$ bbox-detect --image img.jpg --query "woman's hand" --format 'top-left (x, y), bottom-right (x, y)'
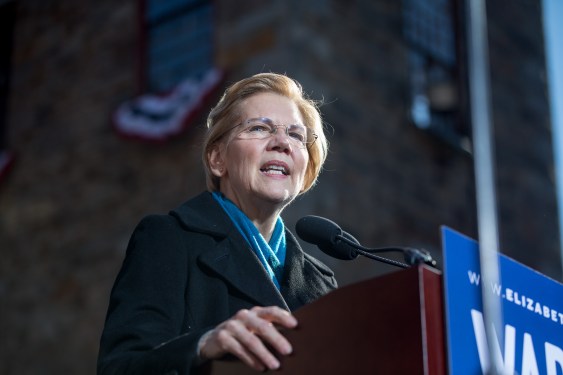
top-left (197, 306), bottom-right (298, 371)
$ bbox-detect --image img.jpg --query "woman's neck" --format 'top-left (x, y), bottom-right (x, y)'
top-left (250, 216), bottom-right (278, 242)
top-left (218, 190), bottom-right (285, 241)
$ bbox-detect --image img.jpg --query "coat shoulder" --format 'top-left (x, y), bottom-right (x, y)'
top-left (303, 252), bottom-right (335, 277)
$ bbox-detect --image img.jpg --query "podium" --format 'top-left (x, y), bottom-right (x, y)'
top-left (203, 265), bottom-right (446, 374)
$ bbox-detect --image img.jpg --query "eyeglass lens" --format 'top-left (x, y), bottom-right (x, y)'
top-left (240, 118), bottom-right (312, 146)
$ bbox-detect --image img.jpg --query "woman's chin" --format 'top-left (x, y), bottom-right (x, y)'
top-left (257, 190), bottom-right (296, 207)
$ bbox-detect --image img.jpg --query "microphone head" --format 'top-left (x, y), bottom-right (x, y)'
top-left (296, 215), bottom-right (359, 260)
top-left (295, 215), bottom-right (341, 247)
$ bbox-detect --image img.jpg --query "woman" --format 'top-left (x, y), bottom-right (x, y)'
top-left (98, 73), bottom-right (337, 374)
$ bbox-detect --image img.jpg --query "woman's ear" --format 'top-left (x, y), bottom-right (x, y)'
top-left (208, 144), bottom-right (226, 177)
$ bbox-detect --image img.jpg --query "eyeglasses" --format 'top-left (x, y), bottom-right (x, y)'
top-left (233, 117), bottom-right (318, 149)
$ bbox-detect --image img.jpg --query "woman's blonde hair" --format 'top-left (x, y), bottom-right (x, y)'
top-left (202, 72), bottom-right (328, 194)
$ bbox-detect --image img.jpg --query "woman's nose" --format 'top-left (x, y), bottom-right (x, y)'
top-left (269, 127), bottom-right (291, 152)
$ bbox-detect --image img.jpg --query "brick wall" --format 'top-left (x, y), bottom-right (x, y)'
top-left (487, 0), bottom-right (560, 277)
top-left (0, 0), bottom-right (559, 373)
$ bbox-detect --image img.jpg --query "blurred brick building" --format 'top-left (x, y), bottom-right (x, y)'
top-left (0, 0), bottom-right (560, 373)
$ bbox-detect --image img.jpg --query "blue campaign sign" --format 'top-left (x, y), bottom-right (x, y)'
top-left (442, 226), bottom-right (563, 375)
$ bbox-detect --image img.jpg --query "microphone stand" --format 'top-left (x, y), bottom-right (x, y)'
top-left (336, 234), bottom-right (436, 269)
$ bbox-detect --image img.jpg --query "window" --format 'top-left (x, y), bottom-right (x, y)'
top-left (403, 0), bottom-right (470, 153)
top-left (113, 0), bottom-right (221, 141)
top-left (140, 0), bottom-right (214, 92)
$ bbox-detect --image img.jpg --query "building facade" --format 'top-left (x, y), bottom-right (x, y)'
top-left (0, 0), bottom-right (559, 373)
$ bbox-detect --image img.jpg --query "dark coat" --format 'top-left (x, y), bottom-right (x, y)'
top-left (97, 192), bottom-right (337, 374)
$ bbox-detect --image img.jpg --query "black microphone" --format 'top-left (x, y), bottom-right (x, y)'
top-left (295, 215), bottom-right (359, 260)
top-left (296, 215), bottom-right (437, 268)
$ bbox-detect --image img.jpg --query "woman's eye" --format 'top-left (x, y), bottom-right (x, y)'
top-left (289, 132), bottom-right (305, 142)
top-left (248, 124), bottom-right (269, 132)
top-left (288, 126), bottom-right (307, 142)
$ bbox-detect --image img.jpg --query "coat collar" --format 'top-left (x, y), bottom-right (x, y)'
top-left (170, 192), bottom-right (335, 311)
top-left (170, 192), bottom-right (290, 310)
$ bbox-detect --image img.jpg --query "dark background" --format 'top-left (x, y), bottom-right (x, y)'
top-left (0, 0), bottom-right (560, 373)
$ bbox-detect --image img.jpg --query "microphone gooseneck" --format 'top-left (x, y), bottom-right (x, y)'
top-left (334, 234), bottom-right (409, 268)
top-left (296, 215), bottom-right (437, 269)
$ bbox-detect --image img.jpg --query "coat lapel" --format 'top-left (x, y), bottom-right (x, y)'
top-left (171, 192), bottom-right (335, 312)
top-left (197, 235), bottom-right (290, 310)
top-left (280, 230), bottom-right (314, 310)
top-left (172, 192), bottom-right (289, 310)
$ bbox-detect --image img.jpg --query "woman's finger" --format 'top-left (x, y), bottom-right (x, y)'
top-left (229, 321), bottom-right (281, 370)
top-left (215, 329), bottom-right (268, 371)
top-left (251, 306), bottom-right (298, 328)
top-left (231, 307), bottom-right (295, 359)
top-left (199, 315), bottom-right (282, 370)
top-left (198, 307), bottom-right (298, 370)
top-left (242, 313), bottom-right (293, 356)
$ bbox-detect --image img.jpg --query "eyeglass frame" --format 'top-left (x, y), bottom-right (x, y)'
top-left (227, 117), bottom-right (318, 149)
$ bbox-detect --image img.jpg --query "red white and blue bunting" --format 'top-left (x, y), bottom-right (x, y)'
top-left (113, 68), bottom-right (223, 142)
